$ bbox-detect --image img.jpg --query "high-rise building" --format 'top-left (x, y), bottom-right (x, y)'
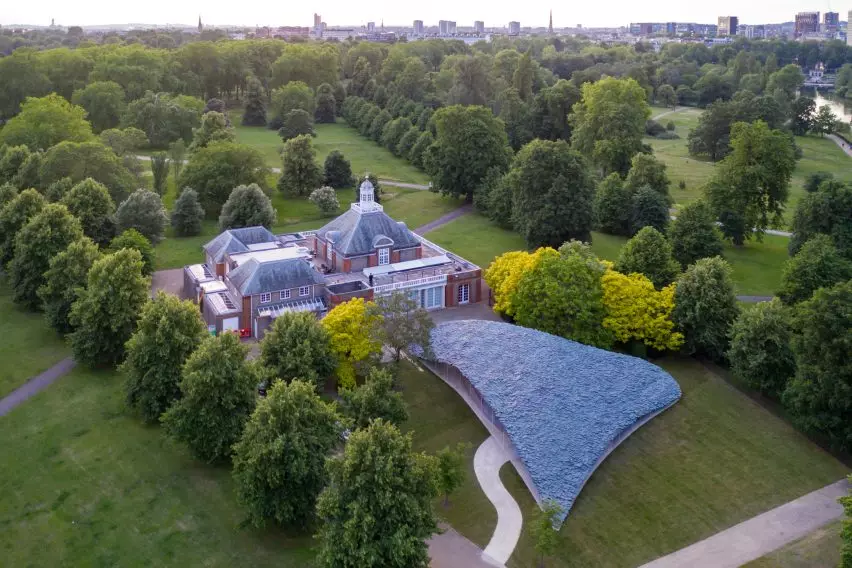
top-left (413, 20), bottom-right (424, 35)
top-left (474, 20), bottom-right (485, 33)
top-left (848, 10), bottom-right (852, 46)
top-left (367, 21), bottom-right (375, 32)
top-left (314, 13), bottom-right (322, 28)
top-left (439, 20), bottom-right (457, 35)
top-left (717, 16), bottom-right (738, 36)
top-left (508, 21), bottom-right (521, 35)
top-left (823, 12), bottom-right (839, 32)
top-left (795, 12), bottom-right (819, 37)
top-left (744, 25), bottom-right (765, 39)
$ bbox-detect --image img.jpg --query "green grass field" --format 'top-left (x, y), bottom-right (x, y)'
top-left (743, 520), bottom-right (843, 568)
top-left (498, 357), bottom-right (849, 568)
top-left (0, 280), bottom-right (69, 398)
top-left (428, 213), bottom-right (790, 296)
top-left (227, 110), bottom-right (429, 185)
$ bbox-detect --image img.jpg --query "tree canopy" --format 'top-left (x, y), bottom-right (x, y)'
top-left (0, 94), bottom-right (94, 151)
top-left (259, 311), bottom-right (336, 389)
top-left (178, 141), bottom-right (269, 214)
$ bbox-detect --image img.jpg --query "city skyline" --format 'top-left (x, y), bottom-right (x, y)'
top-left (2, 1), bottom-right (849, 28)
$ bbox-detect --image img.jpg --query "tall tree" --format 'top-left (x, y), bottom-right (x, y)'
top-left (38, 237), bottom-right (101, 334)
top-left (789, 96), bottom-right (815, 136)
top-left (322, 298), bottom-right (384, 390)
top-left (121, 292), bottom-right (207, 423)
top-left (121, 91), bottom-right (203, 149)
top-left (496, 87), bottom-right (534, 151)
top-left (323, 150), bottom-right (353, 189)
top-left (672, 256), bottom-right (739, 361)
top-left (340, 367), bottom-right (408, 429)
top-left (277, 109), bottom-right (315, 141)
top-left (705, 121), bottom-right (795, 241)
top-left (218, 183), bottom-right (277, 230)
top-left (10, 204), bottom-right (83, 309)
top-left (189, 111), bottom-right (235, 151)
top-left (233, 379), bottom-right (343, 527)
top-left (424, 105), bottom-right (512, 202)
top-left (259, 311), bottom-right (336, 389)
top-left (170, 187), bottom-right (205, 237)
top-left (594, 173), bottom-right (632, 236)
top-left (615, 227), bottom-right (681, 289)
top-left (777, 235), bottom-right (852, 305)
top-left (162, 333), bottom-right (258, 463)
top-left (0, 188), bottom-right (45, 268)
top-left (69, 249), bottom-right (150, 368)
top-left (630, 186), bottom-right (670, 235)
top-left (269, 81), bottom-right (316, 128)
top-left (241, 75), bottom-right (268, 127)
top-left (316, 419), bottom-right (438, 568)
top-left (277, 134), bottom-right (323, 196)
top-left (530, 501), bottom-right (564, 568)
top-left (512, 51), bottom-right (535, 102)
top-left (668, 200), bottom-right (725, 268)
top-left (39, 141), bottom-right (136, 204)
top-left (61, 178), bottom-right (116, 246)
top-left (179, 142), bottom-right (269, 214)
top-left (0, 94), bottom-right (94, 151)
top-left (570, 77), bottom-right (651, 175)
top-left (624, 153), bottom-right (671, 197)
top-left (372, 292), bottom-right (434, 362)
top-left (789, 180), bottom-right (852, 259)
top-left (110, 229), bottom-right (155, 276)
top-left (71, 81), bottom-right (126, 133)
top-left (434, 442), bottom-right (470, 507)
top-left (115, 188), bottom-right (168, 244)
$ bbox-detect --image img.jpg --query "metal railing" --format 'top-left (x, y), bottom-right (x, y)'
top-left (373, 274), bottom-right (447, 294)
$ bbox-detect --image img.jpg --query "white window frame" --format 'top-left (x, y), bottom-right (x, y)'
top-left (260, 292), bottom-right (272, 303)
top-left (299, 286), bottom-right (311, 297)
top-left (457, 283), bottom-right (470, 305)
top-left (279, 289), bottom-right (290, 301)
top-left (378, 247), bottom-right (390, 266)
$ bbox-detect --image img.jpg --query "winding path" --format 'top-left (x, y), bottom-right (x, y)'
top-left (475, 436), bottom-right (523, 566)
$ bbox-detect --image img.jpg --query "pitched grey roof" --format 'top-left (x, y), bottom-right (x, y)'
top-left (227, 257), bottom-right (324, 296)
top-left (316, 209), bottom-right (420, 256)
top-left (203, 226), bottom-right (277, 263)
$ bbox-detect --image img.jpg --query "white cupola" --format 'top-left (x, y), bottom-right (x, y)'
top-left (352, 176), bottom-right (383, 213)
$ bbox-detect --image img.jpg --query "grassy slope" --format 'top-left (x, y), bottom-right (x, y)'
top-left (0, 281), bottom-right (69, 398)
top-left (429, 213), bottom-right (789, 296)
top-left (498, 357), bottom-right (849, 568)
top-left (0, 359), bottom-right (493, 563)
top-left (743, 520), bottom-right (842, 568)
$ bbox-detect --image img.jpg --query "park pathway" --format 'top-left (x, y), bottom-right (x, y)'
top-left (414, 204), bottom-right (473, 235)
top-left (475, 436), bottom-right (523, 566)
top-left (639, 478), bottom-right (850, 568)
top-left (0, 357), bottom-right (76, 417)
top-left (652, 107), bottom-right (683, 121)
top-left (827, 134), bottom-right (852, 158)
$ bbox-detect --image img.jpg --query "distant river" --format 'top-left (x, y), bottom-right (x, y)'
top-left (812, 91), bottom-right (852, 124)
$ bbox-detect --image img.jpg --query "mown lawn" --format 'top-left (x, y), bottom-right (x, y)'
top-left (0, 280), bottom-right (69, 398)
top-left (429, 213), bottom-right (790, 296)
top-left (743, 520), bottom-right (843, 568)
top-left (498, 357), bottom-right (849, 568)
top-left (0, 357), bottom-right (493, 564)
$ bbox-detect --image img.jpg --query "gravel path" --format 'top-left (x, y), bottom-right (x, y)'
top-left (0, 357), bottom-right (76, 417)
top-left (639, 478), bottom-right (850, 568)
top-left (414, 204), bottom-right (473, 235)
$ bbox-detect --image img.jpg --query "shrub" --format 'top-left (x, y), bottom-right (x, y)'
top-left (728, 299), bottom-right (795, 398)
top-left (309, 186), bottom-right (340, 216)
top-left (666, 120), bottom-right (676, 131)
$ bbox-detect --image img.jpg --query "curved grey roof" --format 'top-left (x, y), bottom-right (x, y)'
top-left (228, 257), bottom-right (324, 296)
top-left (426, 320), bottom-right (681, 523)
top-left (203, 226), bottom-right (276, 263)
top-left (316, 208), bottom-right (420, 257)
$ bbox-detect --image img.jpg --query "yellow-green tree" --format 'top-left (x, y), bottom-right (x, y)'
top-left (601, 268), bottom-right (684, 352)
top-left (484, 248), bottom-right (557, 318)
top-left (321, 298), bottom-right (383, 389)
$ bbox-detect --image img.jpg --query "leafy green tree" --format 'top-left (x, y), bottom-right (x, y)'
top-left (10, 203), bottom-right (83, 309)
top-left (0, 188), bottom-right (45, 267)
top-left (179, 142), bottom-right (269, 214)
top-left (323, 150), bottom-right (353, 189)
top-left (767, 64), bottom-right (805, 99)
top-left (368, 110), bottom-right (392, 143)
top-left (259, 311), bottom-right (336, 388)
top-left (512, 51), bottom-right (535, 102)
top-left (777, 235), bottom-right (852, 305)
top-left (668, 200), bottom-right (725, 268)
top-left (505, 139), bottom-right (596, 248)
top-left (783, 280), bottom-right (852, 451)
top-left (241, 75), bottom-right (268, 127)
top-left (531, 79), bottom-right (580, 142)
top-left (803, 171), bottom-right (833, 193)
top-left (570, 77), bottom-right (650, 175)
top-left (11, 151), bottom-right (42, 192)
top-left (69, 248), bottom-right (149, 368)
top-left (269, 81), bottom-right (316, 128)
top-left (424, 105), bottom-right (512, 202)
top-left (706, 121), bottom-right (795, 241)
top-left (373, 292), bottom-right (435, 362)
top-left (811, 105), bottom-right (837, 136)
top-left (45, 177), bottom-right (73, 202)
top-left (530, 500), bottom-right (563, 568)
top-left (110, 229), bottom-right (155, 276)
top-left (514, 250), bottom-right (612, 348)
top-left (687, 100), bottom-right (736, 161)
top-left (162, 333), bottom-right (259, 463)
top-left (169, 139), bottom-right (186, 180)
top-left (121, 91), bottom-right (204, 148)
top-left (60, 178), bottom-right (115, 246)
top-left (233, 379), bottom-right (343, 527)
top-left (0, 50), bottom-right (52, 120)
top-left (38, 237), bottom-right (101, 334)
top-left (497, 87), bottom-right (534, 151)
top-left (789, 96), bottom-right (815, 136)
top-left (357, 104), bottom-right (380, 136)
top-left (309, 186), bottom-right (340, 216)
top-left (39, 141), bottom-right (136, 204)
top-left (435, 442), bottom-right (470, 507)
top-left (382, 117), bottom-right (413, 155)
top-left (630, 186), bottom-right (670, 235)
top-left (271, 43), bottom-right (339, 90)
top-left (594, 173), bottom-right (632, 237)
top-left (672, 256), bottom-right (739, 361)
top-left (0, 145), bottom-right (32, 185)
top-left (615, 227), bottom-right (681, 289)
top-left (315, 90), bottom-right (336, 124)
top-left (170, 187), bottom-right (205, 237)
top-left (408, 131), bottom-right (434, 169)
top-left (115, 189), bottom-right (168, 244)
top-left (277, 109), bottom-right (315, 141)
top-left (396, 127), bottom-right (421, 161)
top-left (348, 57), bottom-right (374, 98)
top-left (218, 183), bottom-right (277, 230)
top-left (316, 419), bottom-right (438, 568)
top-left (0, 183), bottom-right (17, 208)
top-left (789, 180), bottom-right (852, 259)
top-left (340, 367), bottom-right (408, 429)
top-left (657, 84), bottom-right (677, 108)
top-left (277, 134), bottom-right (323, 196)
top-left (99, 127), bottom-right (149, 157)
top-left (624, 153), bottom-right (670, 197)
top-left (121, 292), bottom-right (207, 423)
top-left (150, 152), bottom-right (169, 195)
top-left (0, 94), bottom-right (94, 151)
top-left (728, 299), bottom-right (795, 398)
top-left (72, 81), bottom-right (126, 133)
top-left (189, 111), bottom-right (235, 151)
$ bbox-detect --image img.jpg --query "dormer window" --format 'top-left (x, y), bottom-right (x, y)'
top-left (378, 248), bottom-right (390, 266)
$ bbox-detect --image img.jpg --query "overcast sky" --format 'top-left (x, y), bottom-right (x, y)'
top-left (1, 1), bottom-right (844, 28)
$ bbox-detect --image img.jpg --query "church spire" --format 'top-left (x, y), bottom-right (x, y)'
top-left (548, 10), bottom-right (553, 34)
top-left (198, 15), bottom-right (203, 32)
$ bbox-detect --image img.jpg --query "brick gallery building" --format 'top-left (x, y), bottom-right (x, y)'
top-left (183, 179), bottom-right (483, 338)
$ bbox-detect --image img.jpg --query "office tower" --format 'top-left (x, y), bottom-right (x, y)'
top-left (314, 13), bottom-right (322, 28)
top-left (474, 20), bottom-right (485, 33)
top-left (367, 21), bottom-right (375, 32)
top-left (413, 20), bottom-right (424, 35)
top-left (848, 10), bottom-right (852, 46)
top-left (823, 12), bottom-right (839, 32)
top-left (508, 21), bottom-right (521, 35)
top-left (795, 12), bottom-right (819, 37)
top-left (717, 16), bottom-right (738, 36)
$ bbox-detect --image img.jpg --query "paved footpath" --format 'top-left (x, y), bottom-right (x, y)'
top-left (414, 204), bottom-right (473, 235)
top-left (640, 478), bottom-right (850, 568)
top-left (476, 436), bottom-right (523, 566)
top-left (0, 357), bottom-right (76, 417)
top-left (828, 134), bottom-right (852, 158)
